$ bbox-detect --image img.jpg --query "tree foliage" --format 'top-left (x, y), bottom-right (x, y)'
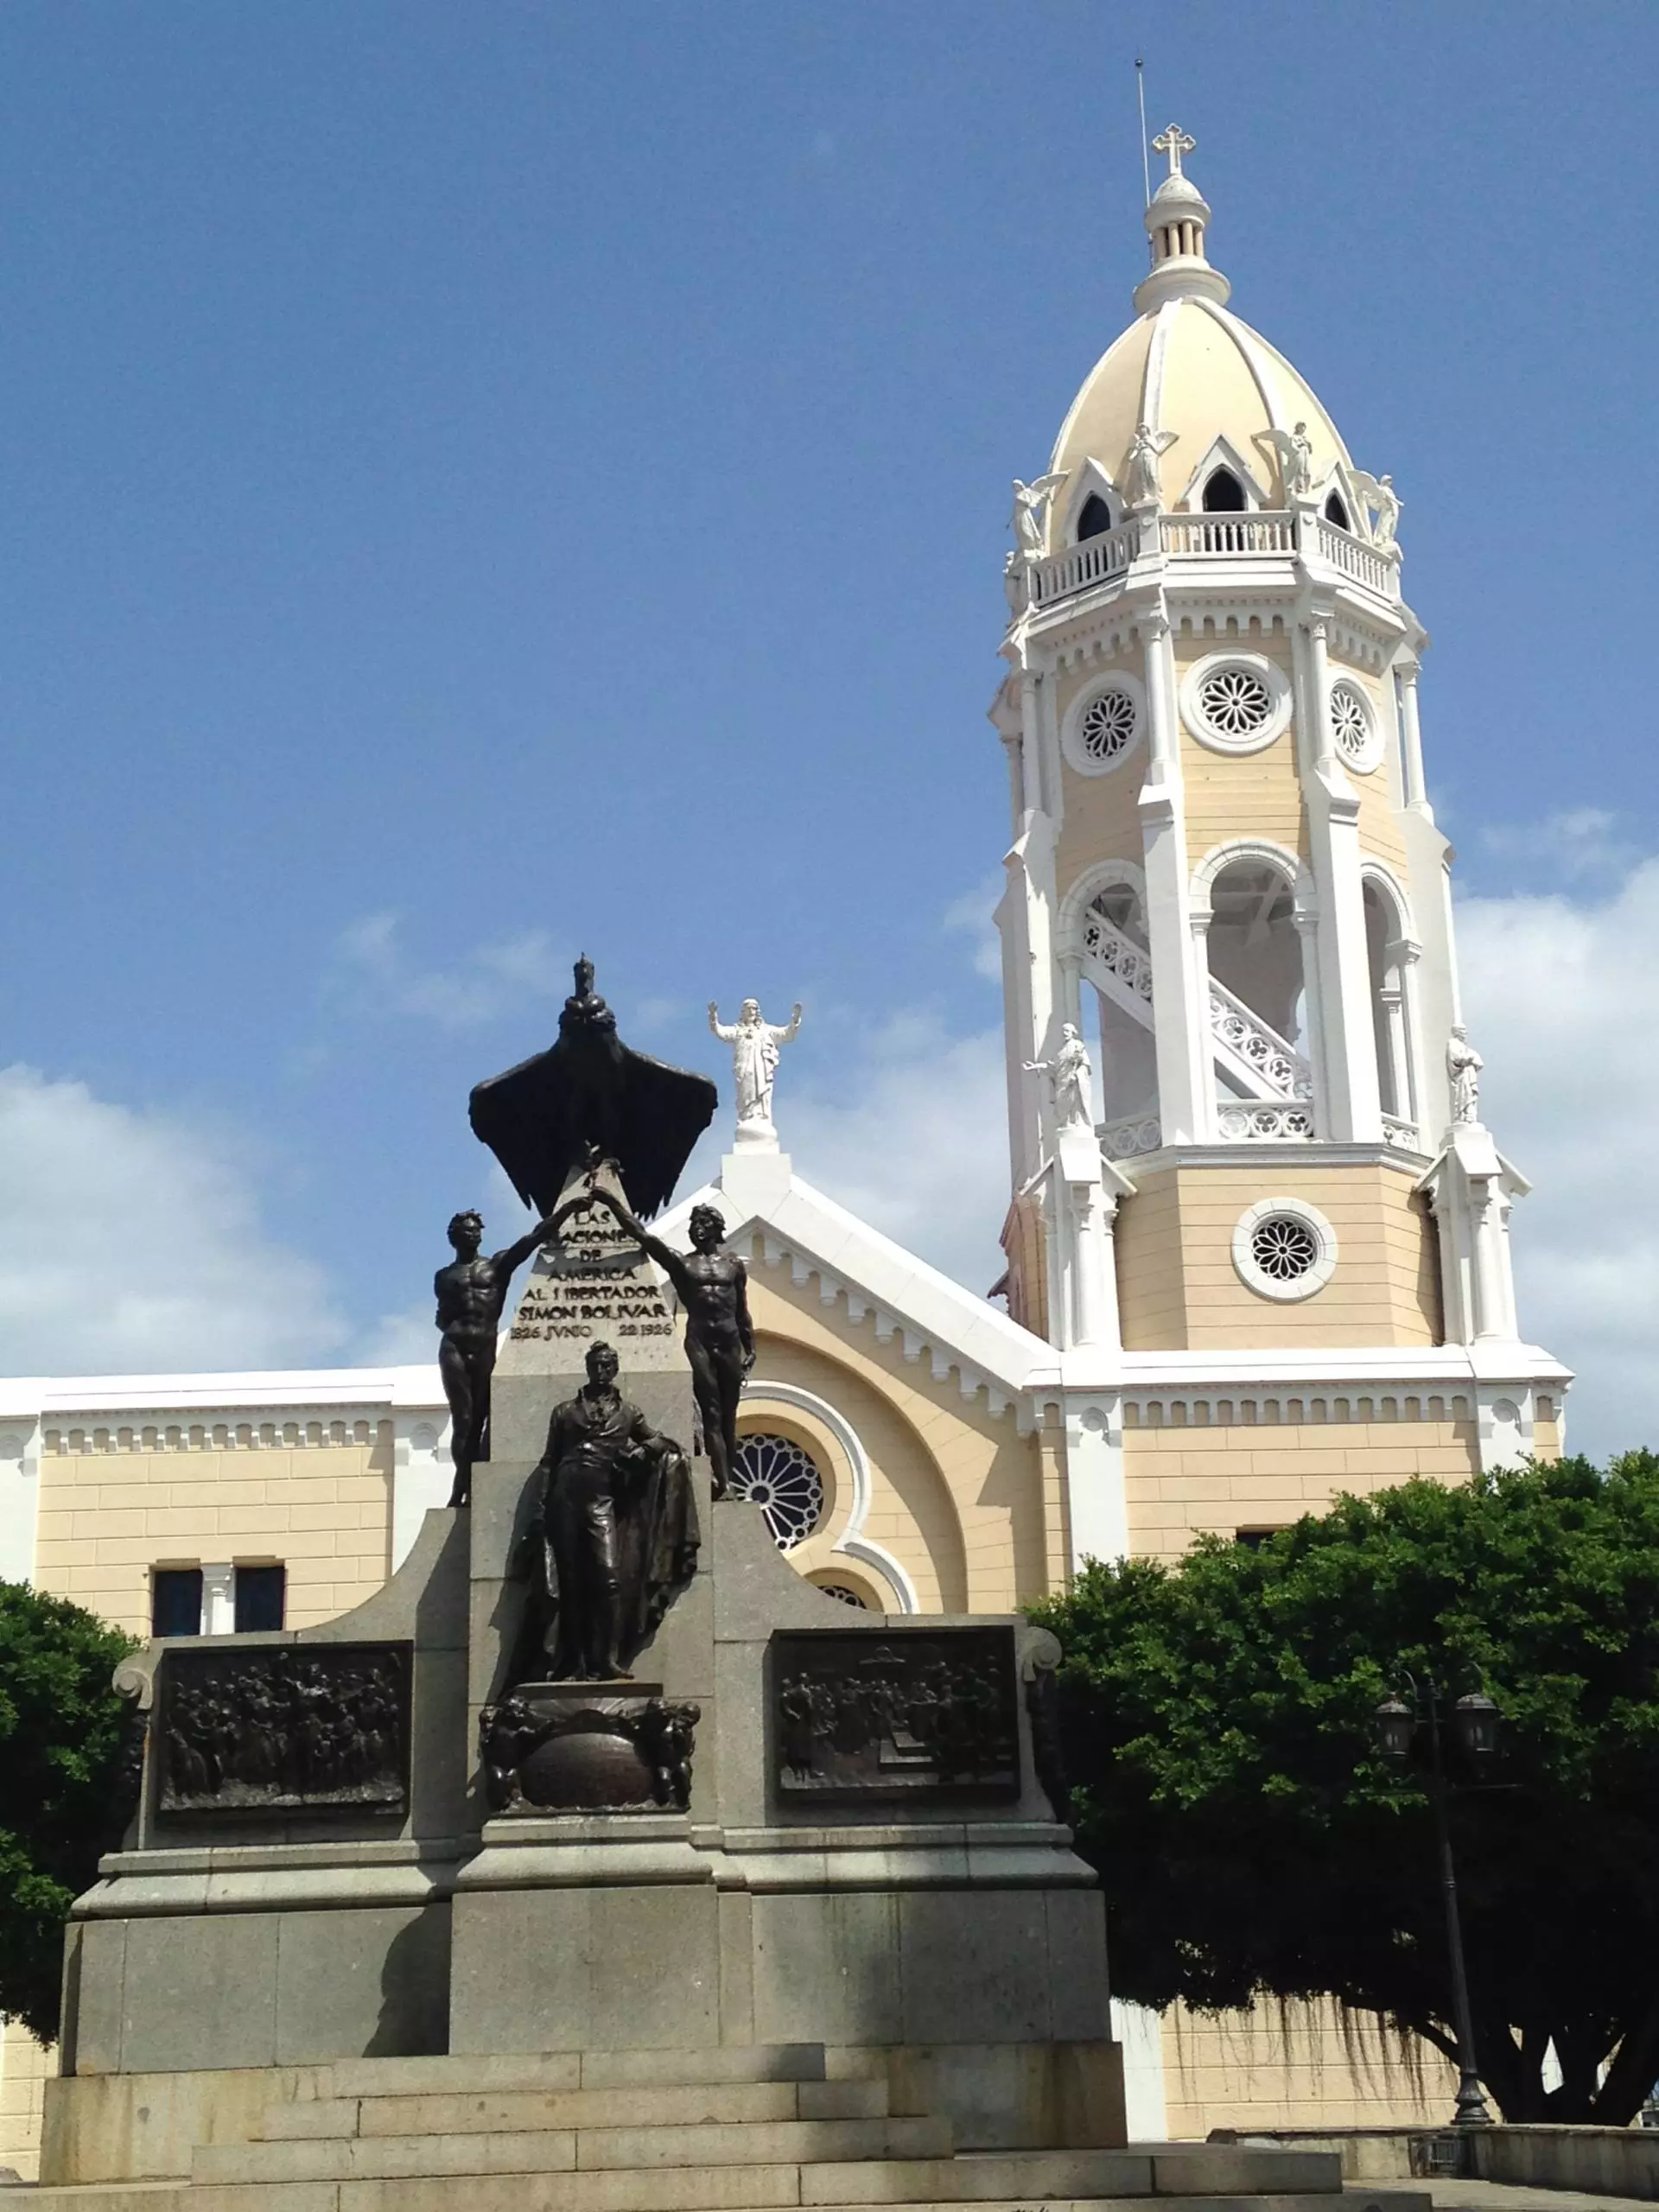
top-left (0, 1581), bottom-right (137, 2039)
top-left (1030, 1453), bottom-right (1659, 2125)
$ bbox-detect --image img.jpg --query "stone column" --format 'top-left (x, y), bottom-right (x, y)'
top-left (0, 1419), bottom-right (40, 1586)
top-left (200, 1562), bottom-right (235, 1637)
top-left (1397, 659), bottom-right (1430, 815)
top-left (1138, 613), bottom-right (1207, 1142)
top-left (1301, 615), bottom-right (1382, 1141)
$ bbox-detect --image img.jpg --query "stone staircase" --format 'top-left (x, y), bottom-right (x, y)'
top-left (23, 2044), bottom-right (1433, 2212)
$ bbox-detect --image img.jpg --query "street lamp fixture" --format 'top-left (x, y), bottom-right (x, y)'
top-left (1453, 1691), bottom-right (1499, 1762)
top-left (1375, 1694), bottom-right (1414, 1763)
top-left (1372, 1675), bottom-right (1498, 2130)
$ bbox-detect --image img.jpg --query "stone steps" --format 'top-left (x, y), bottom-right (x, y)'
top-left (10, 2195), bottom-right (1429, 2212)
top-left (320, 2046), bottom-right (860, 2100)
top-left (260, 2077), bottom-right (891, 2140)
top-left (198, 2114), bottom-right (955, 2184)
top-left (25, 2039), bottom-right (1434, 2212)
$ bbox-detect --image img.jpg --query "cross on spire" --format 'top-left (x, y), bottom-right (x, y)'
top-left (1153, 124), bottom-right (1196, 179)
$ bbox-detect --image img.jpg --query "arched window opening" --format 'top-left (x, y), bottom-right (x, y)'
top-left (1077, 492), bottom-right (1114, 542)
top-left (1202, 467), bottom-right (1246, 513)
top-left (1081, 885), bottom-right (1158, 1131)
top-left (1363, 880), bottom-right (1414, 1127)
top-left (1205, 861), bottom-right (1306, 1103)
top-left (1324, 490), bottom-right (1351, 530)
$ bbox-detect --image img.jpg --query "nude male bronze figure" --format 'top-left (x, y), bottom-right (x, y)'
top-left (581, 1189), bottom-right (754, 1500)
top-left (435, 1207), bottom-right (558, 1507)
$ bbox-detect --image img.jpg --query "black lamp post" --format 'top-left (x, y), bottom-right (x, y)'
top-left (1373, 1674), bottom-right (1498, 2128)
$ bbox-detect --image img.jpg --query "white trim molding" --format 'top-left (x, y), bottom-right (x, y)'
top-left (1231, 1196), bottom-right (1339, 1302)
top-left (0, 1418), bottom-right (41, 1584)
top-left (740, 1376), bottom-right (918, 1614)
top-left (1190, 835), bottom-right (1316, 918)
top-left (1179, 648), bottom-right (1293, 756)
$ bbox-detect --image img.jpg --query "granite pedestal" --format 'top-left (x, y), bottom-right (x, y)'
top-left (49, 1187), bottom-right (1125, 2171)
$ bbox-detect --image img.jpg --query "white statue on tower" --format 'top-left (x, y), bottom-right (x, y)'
top-left (1446, 1024), bottom-right (1484, 1125)
top-left (1025, 1023), bottom-right (1095, 1132)
top-left (709, 997), bottom-right (803, 1148)
top-left (1123, 422), bottom-right (1178, 508)
top-left (1255, 422), bottom-right (1315, 499)
top-left (1354, 469), bottom-right (1402, 550)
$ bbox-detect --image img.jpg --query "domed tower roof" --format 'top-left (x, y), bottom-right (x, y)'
top-left (1045, 128), bottom-right (1352, 522)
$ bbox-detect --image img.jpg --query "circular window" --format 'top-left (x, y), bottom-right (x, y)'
top-left (730, 1432), bottom-right (825, 1550)
top-left (1230, 1198), bottom-right (1338, 1303)
top-left (1062, 671), bottom-right (1146, 778)
top-left (1201, 666), bottom-right (1270, 735)
top-left (1252, 1213), bottom-right (1318, 1281)
top-left (1328, 679), bottom-right (1381, 773)
top-left (1180, 652), bottom-right (1292, 756)
top-left (1079, 689), bottom-right (1137, 764)
top-left (811, 1580), bottom-right (870, 1610)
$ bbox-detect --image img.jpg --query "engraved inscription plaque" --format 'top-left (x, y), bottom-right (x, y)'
top-left (771, 1626), bottom-right (1019, 1803)
top-left (156, 1643), bottom-right (411, 1816)
top-left (506, 1202), bottom-right (677, 1354)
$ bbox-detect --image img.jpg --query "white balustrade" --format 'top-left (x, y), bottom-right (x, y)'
top-left (1080, 903), bottom-right (1155, 1022)
top-left (1309, 516), bottom-right (1395, 596)
top-left (1160, 511), bottom-right (1297, 557)
top-left (1208, 978), bottom-right (1314, 1103)
top-left (1022, 508), bottom-right (1400, 614)
top-left (1099, 1113), bottom-right (1162, 1159)
top-left (1029, 524), bottom-right (1139, 607)
top-left (1217, 1102), bottom-right (1315, 1141)
top-left (1382, 1113), bottom-right (1422, 1151)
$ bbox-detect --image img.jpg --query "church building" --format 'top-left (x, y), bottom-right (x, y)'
top-left (0, 133), bottom-right (1567, 2167)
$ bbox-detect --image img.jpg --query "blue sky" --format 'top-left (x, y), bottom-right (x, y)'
top-left (1, 5), bottom-right (1656, 1453)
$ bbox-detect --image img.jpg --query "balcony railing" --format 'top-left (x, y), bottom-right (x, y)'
top-left (1161, 512), bottom-right (1297, 557)
top-left (1028, 524), bottom-right (1138, 607)
top-left (1024, 508), bottom-right (1399, 612)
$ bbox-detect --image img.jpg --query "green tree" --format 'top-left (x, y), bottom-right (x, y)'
top-left (1031, 1452), bottom-right (1659, 2125)
top-left (0, 1581), bottom-right (137, 2040)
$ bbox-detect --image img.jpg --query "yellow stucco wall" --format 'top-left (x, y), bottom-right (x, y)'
top-left (742, 1266), bottom-right (1054, 1610)
top-left (1177, 628), bottom-right (1307, 861)
top-left (0, 2020), bottom-right (48, 2180)
top-left (1124, 1406), bottom-right (1481, 1558)
top-left (1116, 1159), bottom-right (1440, 1351)
top-left (32, 1421), bottom-right (395, 1636)
top-left (1162, 2000), bottom-right (1457, 2135)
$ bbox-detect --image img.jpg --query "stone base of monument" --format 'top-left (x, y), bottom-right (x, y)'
top-left (36, 1205), bottom-right (1440, 2209)
top-left (32, 2040), bottom-right (1437, 2212)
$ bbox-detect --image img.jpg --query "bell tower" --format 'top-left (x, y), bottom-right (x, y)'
top-left (992, 130), bottom-right (1566, 1496)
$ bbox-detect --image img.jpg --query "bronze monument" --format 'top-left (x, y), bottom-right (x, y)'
top-left (510, 1339), bottom-right (699, 1683)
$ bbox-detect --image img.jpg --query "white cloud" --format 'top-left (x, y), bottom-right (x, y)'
top-left (0, 1066), bottom-right (347, 1375)
top-left (1478, 806), bottom-right (1638, 887)
top-left (354, 1304), bottom-right (437, 1365)
top-left (942, 875), bottom-right (1005, 982)
top-left (1458, 851), bottom-right (1659, 1459)
top-left (330, 912), bottom-right (566, 1028)
top-left (783, 1013), bottom-right (1009, 1298)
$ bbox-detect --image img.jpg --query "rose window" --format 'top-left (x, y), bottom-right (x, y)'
top-left (1329, 682), bottom-right (1378, 772)
top-left (1249, 1213), bottom-right (1319, 1284)
top-left (730, 1433), bottom-right (825, 1550)
top-left (1198, 665), bottom-right (1272, 736)
top-left (1079, 688), bottom-right (1137, 764)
